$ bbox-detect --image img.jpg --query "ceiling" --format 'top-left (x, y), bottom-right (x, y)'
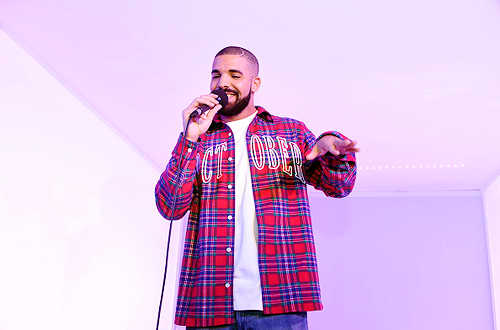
top-left (1, 0), bottom-right (499, 193)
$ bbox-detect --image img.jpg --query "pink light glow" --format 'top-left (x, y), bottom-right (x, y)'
top-left (1, 1), bottom-right (499, 329)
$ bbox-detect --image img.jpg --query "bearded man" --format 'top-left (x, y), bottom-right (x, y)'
top-left (155, 46), bottom-right (359, 330)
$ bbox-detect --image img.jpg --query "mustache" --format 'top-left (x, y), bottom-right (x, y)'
top-left (216, 88), bottom-right (239, 96)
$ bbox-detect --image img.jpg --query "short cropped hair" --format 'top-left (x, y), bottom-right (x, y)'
top-left (215, 46), bottom-right (259, 76)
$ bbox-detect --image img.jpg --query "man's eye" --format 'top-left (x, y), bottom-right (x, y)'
top-left (212, 75), bottom-right (220, 79)
top-left (232, 75), bottom-right (240, 79)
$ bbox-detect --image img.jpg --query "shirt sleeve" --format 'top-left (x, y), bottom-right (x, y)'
top-left (303, 130), bottom-right (357, 198)
top-left (155, 133), bottom-right (200, 220)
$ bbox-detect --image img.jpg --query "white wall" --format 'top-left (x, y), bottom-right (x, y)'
top-left (308, 191), bottom-right (493, 330)
top-left (1, 25), bottom-right (497, 330)
top-left (484, 173), bottom-right (500, 330)
top-left (0, 30), bottom-right (182, 330)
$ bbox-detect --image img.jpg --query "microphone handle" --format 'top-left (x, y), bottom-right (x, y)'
top-left (189, 104), bottom-right (211, 118)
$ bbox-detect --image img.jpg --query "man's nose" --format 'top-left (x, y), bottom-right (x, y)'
top-left (216, 74), bottom-right (230, 89)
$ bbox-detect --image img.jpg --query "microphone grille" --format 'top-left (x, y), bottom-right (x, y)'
top-left (211, 89), bottom-right (229, 109)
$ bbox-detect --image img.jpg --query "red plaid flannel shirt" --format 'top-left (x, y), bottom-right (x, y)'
top-left (155, 107), bottom-right (356, 327)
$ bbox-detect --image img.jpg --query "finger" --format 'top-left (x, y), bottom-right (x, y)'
top-left (343, 140), bottom-right (360, 153)
top-left (323, 141), bottom-right (340, 156)
top-left (345, 140), bottom-right (357, 147)
top-left (336, 139), bottom-right (352, 148)
top-left (206, 104), bottom-right (222, 120)
top-left (327, 145), bottom-right (340, 156)
top-left (185, 96), bottom-right (221, 121)
top-left (333, 139), bottom-right (355, 154)
top-left (305, 146), bottom-right (320, 160)
top-left (187, 94), bottom-right (219, 112)
top-left (346, 145), bottom-right (361, 153)
top-left (194, 96), bottom-right (219, 111)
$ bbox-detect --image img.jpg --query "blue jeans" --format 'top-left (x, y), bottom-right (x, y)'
top-left (186, 311), bottom-right (308, 330)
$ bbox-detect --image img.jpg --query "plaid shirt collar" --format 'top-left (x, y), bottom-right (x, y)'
top-left (208, 106), bottom-right (273, 133)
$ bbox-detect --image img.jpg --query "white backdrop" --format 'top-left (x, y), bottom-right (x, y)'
top-left (484, 174), bottom-right (500, 329)
top-left (0, 30), bottom-right (183, 330)
top-left (1, 23), bottom-right (499, 330)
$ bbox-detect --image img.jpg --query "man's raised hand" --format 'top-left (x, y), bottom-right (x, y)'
top-left (306, 135), bottom-right (360, 161)
top-left (182, 93), bottom-right (222, 142)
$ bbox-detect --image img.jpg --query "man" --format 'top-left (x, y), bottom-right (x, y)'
top-left (155, 46), bottom-right (358, 329)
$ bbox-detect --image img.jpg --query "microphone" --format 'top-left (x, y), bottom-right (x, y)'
top-left (189, 89), bottom-right (229, 118)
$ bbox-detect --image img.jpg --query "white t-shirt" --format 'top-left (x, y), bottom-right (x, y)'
top-left (225, 111), bottom-right (263, 311)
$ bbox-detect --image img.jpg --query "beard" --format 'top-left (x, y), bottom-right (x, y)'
top-left (217, 88), bottom-right (252, 117)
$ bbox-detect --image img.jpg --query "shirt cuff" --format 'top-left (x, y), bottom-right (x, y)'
top-left (317, 131), bottom-right (348, 142)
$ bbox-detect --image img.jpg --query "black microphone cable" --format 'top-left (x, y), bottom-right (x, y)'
top-left (155, 90), bottom-right (227, 330)
top-left (155, 116), bottom-right (194, 330)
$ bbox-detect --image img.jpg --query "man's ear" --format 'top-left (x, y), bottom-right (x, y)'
top-left (251, 76), bottom-right (261, 93)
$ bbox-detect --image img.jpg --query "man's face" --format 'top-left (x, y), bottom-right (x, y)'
top-left (210, 55), bottom-right (258, 117)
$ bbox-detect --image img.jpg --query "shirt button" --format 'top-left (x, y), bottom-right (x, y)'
top-left (228, 184), bottom-right (233, 190)
top-left (187, 148), bottom-right (192, 153)
top-left (228, 157), bottom-right (233, 161)
top-left (227, 215), bottom-right (233, 220)
top-left (226, 247), bottom-right (232, 253)
top-left (225, 283), bottom-right (231, 288)
top-left (228, 132), bottom-right (232, 137)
